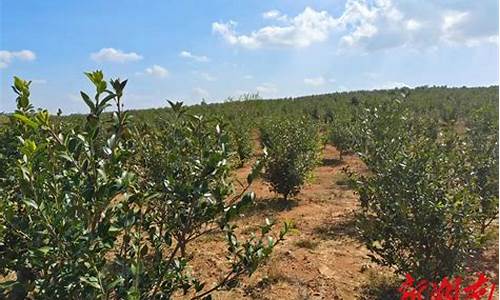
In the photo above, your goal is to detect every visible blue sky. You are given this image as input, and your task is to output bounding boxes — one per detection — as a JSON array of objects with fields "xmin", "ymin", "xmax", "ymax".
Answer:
[{"xmin": 1, "ymin": 0, "xmax": 498, "ymax": 113}]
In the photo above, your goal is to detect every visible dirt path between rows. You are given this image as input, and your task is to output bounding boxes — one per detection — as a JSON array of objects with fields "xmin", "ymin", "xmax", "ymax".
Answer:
[
  {"xmin": 187, "ymin": 144, "xmax": 499, "ymax": 300},
  {"xmin": 188, "ymin": 145, "xmax": 393, "ymax": 299}
]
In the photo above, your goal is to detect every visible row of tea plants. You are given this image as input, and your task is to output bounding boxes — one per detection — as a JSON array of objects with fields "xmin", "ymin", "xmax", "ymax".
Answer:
[{"xmin": 0, "ymin": 72, "xmax": 290, "ymax": 299}]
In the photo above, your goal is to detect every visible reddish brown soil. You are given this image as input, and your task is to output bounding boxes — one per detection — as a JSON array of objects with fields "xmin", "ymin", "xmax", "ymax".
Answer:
[
  {"xmin": 3, "ymin": 143, "xmax": 497, "ymax": 299},
  {"xmin": 185, "ymin": 144, "xmax": 499, "ymax": 300}
]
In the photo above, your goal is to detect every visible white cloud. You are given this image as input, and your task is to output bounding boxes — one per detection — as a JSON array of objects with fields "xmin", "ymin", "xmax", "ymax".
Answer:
[
  {"xmin": 304, "ymin": 76, "xmax": 326, "ymax": 86},
  {"xmin": 179, "ymin": 50, "xmax": 210, "ymax": 62},
  {"xmin": 256, "ymin": 83, "xmax": 278, "ymax": 95},
  {"xmin": 336, "ymin": 0, "xmax": 498, "ymax": 51},
  {"xmin": 443, "ymin": 11, "xmax": 468, "ymax": 33},
  {"xmin": 406, "ymin": 19, "xmax": 421, "ymax": 31},
  {"xmin": 90, "ymin": 48, "xmax": 143, "ymax": 63},
  {"xmin": 200, "ymin": 72, "xmax": 216, "ymax": 81},
  {"xmin": 193, "ymin": 87, "xmax": 209, "ymax": 98},
  {"xmin": 262, "ymin": 10, "xmax": 280, "ymax": 19},
  {"xmin": 213, "ymin": 7, "xmax": 338, "ymax": 48},
  {"xmin": 213, "ymin": 0, "xmax": 498, "ymax": 51},
  {"xmin": 439, "ymin": 9, "xmax": 497, "ymax": 46},
  {"xmin": 145, "ymin": 65, "xmax": 169, "ymax": 78},
  {"xmin": 374, "ymin": 81, "xmax": 411, "ymax": 89},
  {"xmin": 0, "ymin": 50, "xmax": 36, "ymax": 68},
  {"xmin": 262, "ymin": 9, "xmax": 288, "ymax": 22},
  {"xmin": 243, "ymin": 75, "xmax": 253, "ymax": 79}
]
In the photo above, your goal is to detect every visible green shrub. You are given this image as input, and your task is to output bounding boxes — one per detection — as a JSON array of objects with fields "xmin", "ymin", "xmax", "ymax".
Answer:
[
  {"xmin": 327, "ymin": 104, "xmax": 359, "ymax": 160},
  {"xmin": 228, "ymin": 121, "xmax": 253, "ymax": 167},
  {"xmin": 0, "ymin": 73, "xmax": 137, "ymax": 298},
  {"xmin": 329, "ymin": 119, "xmax": 356, "ymax": 160},
  {"xmin": 261, "ymin": 118, "xmax": 321, "ymax": 201},
  {"xmin": 355, "ymin": 135, "xmax": 480, "ymax": 281},
  {"xmin": 463, "ymin": 105, "xmax": 499, "ymax": 234},
  {"xmin": 0, "ymin": 72, "xmax": 288, "ymax": 299},
  {"xmin": 133, "ymin": 102, "xmax": 268, "ymax": 257},
  {"xmin": 351, "ymin": 99, "xmax": 485, "ymax": 281}
]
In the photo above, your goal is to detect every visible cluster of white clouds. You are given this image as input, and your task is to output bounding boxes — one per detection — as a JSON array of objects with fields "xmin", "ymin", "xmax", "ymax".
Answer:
[
  {"xmin": 90, "ymin": 48, "xmax": 143, "ymax": 63},
  {"xmin": 144, "ymin": 65, "xmax": 169, "ymax": 78},
  {"xmin": 4, "ymin": 0, "xmax": 497, "ymax": 103},
  {"xmin": 305, "ymin": 76, "xmax": 336, "ymax": 86},
  {"xmin": 256, "ymin": 83, "xmax": 278, "ymax": 95},
  {"xmin": 336, "ymin": 0, "xmax": 498, "ymax": 51},
  {"xmin": 262, "ymin": 9, "xmax": 288, "ymax": 22},
  {"xmin": 213, "ymin": 0, "xmax": 498, "ymax": 51},
  {"xmin": 304, "ymin": 76, "xmax": 326, "ymax": 86},
  {"xmin": 213, "ymin": 7, "xmax": 336, "ymax": 49},
  {"xmin": 179, "ymin": 50, "xmax": 210, "ymax": 62},
  {"xmin": 303, "ymin": 76, "xmax": 336, "ymax": 87},
  {"xmin": 86, "ymin": 48, "xmax": 215, "ymax": 80},
  {"xmin": 0, "ymin": 50, "xmax": 36, "ymax": 68}
]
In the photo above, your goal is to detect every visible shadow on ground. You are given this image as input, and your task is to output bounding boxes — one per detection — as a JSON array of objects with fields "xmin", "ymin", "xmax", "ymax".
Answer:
[
  {"xmin": 467, "ymin": 226, "xmax": 499, "ymax": 282},
  {"xmin": 322, "ymin": 157, "xmax": 343, "ymax": 167},
  {"xmin": 357, "ymin": 273, "xmax": 401, "ymax": 300},
  {"xmin": 314, "ymin": 211, "xmax": 362, "ymax": 242},
  {"xmin": 244, "ymin": 197, "xmax": 299, "ymax": 217}
]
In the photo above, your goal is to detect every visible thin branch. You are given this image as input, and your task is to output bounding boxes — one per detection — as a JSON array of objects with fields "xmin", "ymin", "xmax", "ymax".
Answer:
[{"xmin": 191, "ymin": 268, "xmax": 244, "ymax": 300}]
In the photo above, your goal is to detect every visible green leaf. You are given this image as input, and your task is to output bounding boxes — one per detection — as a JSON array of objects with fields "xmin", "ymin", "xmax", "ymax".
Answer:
[
  {"xmin": 127, "ymin": 287, "xmax": 140, "ymax": 300},
  {"xmin": 107, "ymin": 277, "xmax": 124, "ymax": 289},
  {"xmin": 14, "ymin": 76, "xmax": 26, "ymax": 91},
  {"xmin": 12, "ymin": 113, "xmax": 38, "ymax": 129},
  {"xmin": 22, "ymin": 199, "xmax": 38, "ymax": 210},
  {"xmin": 97, "ymin": 81, "xmax": 107, "ymax": 94},
  {"xmin": 79, "ymin": 276, "xmax": 101, "ymax": 289},
  {"xmin": 37, "ymin": 246, "xmax": 51, "ymax": 255},
  {"xmin": 80, "ymin": 91, "xmax": 95, "ymax": 111},
  {"xmin": 101, "ymin": 93, "xmax": 116, "ymax": 105}
]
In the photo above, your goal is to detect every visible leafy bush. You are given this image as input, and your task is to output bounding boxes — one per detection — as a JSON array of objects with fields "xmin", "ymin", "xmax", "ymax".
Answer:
[
  {"xmin": 260, "ymin": 118, "xmax": 321, "ymax": 201},
  {"xmin": 0, "ymin": 73, "xmax": 137, "ymax": 298},
  {"xmin": 328, "ymin": 111, "xmax": 359, "ymax": 161},
  {"xmin": 463, "ymin": 105, "xmax": 499, "ymax": 234},
  {"xmin": 351, "ymin": 99, "xmax": 485, "ymax": 281},
  {"xmin": 227, "ymin": 121, "xmax": 253, "ymax": 167},
  {"xmin": 133, "ymin": 102, "xmax": 267, "ymax": 257},
  {"xmin": 0, "ymin": 72, "xmax": 288, "ymax": 299},
  {"xmin": 354, "ymin": 135, "xmax": 480, "ymax": 281}
]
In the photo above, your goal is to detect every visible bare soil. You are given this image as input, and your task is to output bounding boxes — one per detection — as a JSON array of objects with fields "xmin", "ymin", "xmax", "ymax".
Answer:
[{"xmin": 185, "ymin": 145, "xmax": 500, "ymax": 299}]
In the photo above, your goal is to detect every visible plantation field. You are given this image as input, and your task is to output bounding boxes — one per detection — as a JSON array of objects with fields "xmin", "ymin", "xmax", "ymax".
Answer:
[
  {"xmin": 0, "ymin": 74, "xmax": 498, "ymax": 299},
  {"xmin": 188, "ymin": 144, "xmax": 499, "ymax": 300}
]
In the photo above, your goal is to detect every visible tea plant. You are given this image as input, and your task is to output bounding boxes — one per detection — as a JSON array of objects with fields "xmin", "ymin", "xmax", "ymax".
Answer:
[
  {"xmin": 0, "ymin": 72, "xmax": 288, "ymax": 299},
  {"xmin": 328, "ymin": 117, "xmax": 359, "ymax": 161},
  {"xmin": 132, "ymin": 101, "xmax": 266, "ymax": 257},
  {"xmin": 260, "ymin": 118, "xmax": 321, "ymax": 201},
  {"xmin": 0, "ymin": 72, "xmax": 137, "ymax": 298},
  {"xmin": 463, "ymin": 105, "xmax": 499, "ymax": 234},
  {"xmin": 227, "ymin": 121, "xmax": 253, "ymax": 168},
  {"xmin": 351, "ymin": 99, "xmax": 484, "ymax": 281},
  {"xmin": 354, "ymin": 135, "xmax": 480, "ymax": 281}
]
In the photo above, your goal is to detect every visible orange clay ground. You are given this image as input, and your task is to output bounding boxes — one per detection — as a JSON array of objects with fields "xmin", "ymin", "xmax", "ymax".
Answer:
[{"xmin": 185, "ymin": 144, "xmax": 499, "ymax": 300}]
